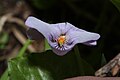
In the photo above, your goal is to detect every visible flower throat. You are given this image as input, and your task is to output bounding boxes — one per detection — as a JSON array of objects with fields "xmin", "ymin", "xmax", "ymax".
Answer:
[{"xmin": 57, "ymin": 34, "xmax": 66, "ymax": 47}]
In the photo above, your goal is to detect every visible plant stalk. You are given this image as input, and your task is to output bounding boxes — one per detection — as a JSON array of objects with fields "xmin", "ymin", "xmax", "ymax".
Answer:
[{"xmin": 74, "ymin": 45, "xmax": 85, "ymax": 76}]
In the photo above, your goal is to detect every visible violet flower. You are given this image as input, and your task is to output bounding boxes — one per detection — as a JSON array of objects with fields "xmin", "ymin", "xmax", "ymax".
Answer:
[{"xmin": 25, "ymin": 16, "xmax": 100, "ymax": 56}]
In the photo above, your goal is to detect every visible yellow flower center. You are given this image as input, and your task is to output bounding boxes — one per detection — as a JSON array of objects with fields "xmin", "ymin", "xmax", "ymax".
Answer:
[{"xmin": 57, "ymin": 35, "xmax": 66, "ymax": 47}]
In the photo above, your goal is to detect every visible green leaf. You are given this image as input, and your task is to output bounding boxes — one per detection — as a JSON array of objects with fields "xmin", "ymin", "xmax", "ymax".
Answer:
[
  {"xmin": 28, "ymin": 50, "xmax": 95, "ymax": 78},
  {"xmin": 0, "ymin": 69, "xmax": 9, "ymax": 80},
  {"xmin": 8, "ymin": 57, "xmax": 53, "ymax": 80},
  {"xmin": 7, "ymin": 50, "xmax": 95, "ymax": 80},
  {"xmin": 111, "ymin": 0, "xmax": 120, "ymax": 12}
]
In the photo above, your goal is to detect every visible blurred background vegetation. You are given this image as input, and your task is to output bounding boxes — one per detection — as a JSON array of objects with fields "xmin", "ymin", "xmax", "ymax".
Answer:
[{"xmin": 0, "ymin": 0, "xmax": 120, "ymax": 77}]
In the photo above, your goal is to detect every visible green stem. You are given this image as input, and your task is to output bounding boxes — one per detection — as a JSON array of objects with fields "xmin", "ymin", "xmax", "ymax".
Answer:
[
  {"xmin": 18, "ymin": 39, "xmax": 32, "ymax": 57},
  {"xmin": 74, "ymin": 45, "xmax": 85, "ymax": 76}
]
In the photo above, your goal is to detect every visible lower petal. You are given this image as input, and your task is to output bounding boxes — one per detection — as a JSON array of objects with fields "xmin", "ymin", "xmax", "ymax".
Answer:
[{"xmin": 52, "ymin": 47, "xmax": 71, "ymax": 56}]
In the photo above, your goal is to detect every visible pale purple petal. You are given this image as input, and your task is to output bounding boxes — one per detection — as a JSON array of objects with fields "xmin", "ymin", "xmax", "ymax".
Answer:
[
  {"xmin": 51, "ymin": 23, "xmax": 70, "ymax": 34},
  {"xmin": 49, "ymin": 25, "xmax": 61, "ymax": 40},
  {"xmin": 48, "ymin": 42, "xmax": 71, "ymax": 56},
  {"xmin": 50, "ymin": 22, "xmax": 85, "ymax": 34},
  {"xmin": 25, "ymin": 16, "xmax": 58, "ymax": 41},
  {"xmin": 51, "ymin": 47, "xmax": 71, "ymax": 56},
  {"xmin": 66, "ymin": 30, "xmax": 100, "ymax": 46}
]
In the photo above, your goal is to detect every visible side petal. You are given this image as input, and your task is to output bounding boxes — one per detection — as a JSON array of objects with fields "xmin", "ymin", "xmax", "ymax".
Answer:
[
  {"xmin": 25, "ymin": 16, "xmax": 52, "ymax": 40},
  {"xmin": 67, "ymin": 30, "xmax": 100, "ymax": 46}
]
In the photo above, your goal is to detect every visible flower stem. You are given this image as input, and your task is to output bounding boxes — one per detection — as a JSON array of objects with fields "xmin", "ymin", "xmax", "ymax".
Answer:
[
  {"xmin": 18, "ymin": 39, "xmax": 32, "ymax": 57},
  {"xmin": 74, "ymin": 45, "xmax": 85, "ymax": 76}
]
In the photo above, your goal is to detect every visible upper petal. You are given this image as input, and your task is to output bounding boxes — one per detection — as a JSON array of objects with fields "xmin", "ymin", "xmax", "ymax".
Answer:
[
  {"xmin": 51, "ymin": 23, "xmax": 70, "ymax": 34},
  {"xmin": 50, "ymin": 22, "xmax": 86, "ymax": 35},
  {"xmin": 25, "ymin": 16, "xmax": 54, "ymax": 40}
]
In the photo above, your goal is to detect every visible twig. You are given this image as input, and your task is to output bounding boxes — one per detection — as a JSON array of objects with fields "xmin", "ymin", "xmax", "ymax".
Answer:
[
  {"xmin": 8, "ymin": 45, "xmax": 20, "ymax": 59},
  {"xmin": 0, "ymin": 13, "xmax": 13, "ymax": 32},
  {"xmin": 0, "ymin": 0, "xmax": 31, "ymax": 32},
  {"xmin": 95, "ymin": 53, "xmax": 120, "ymax": 77},
  {"xmin": 0, "ymin": 13, "xmax": 27, "ymax": 32},
  {"xmin": 65, "ymin": 76, "xmax": 120, "ymax": 80},
  {"xmin": 7, "ymin": 16, "xmax": 27, "ymax": 29}
]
